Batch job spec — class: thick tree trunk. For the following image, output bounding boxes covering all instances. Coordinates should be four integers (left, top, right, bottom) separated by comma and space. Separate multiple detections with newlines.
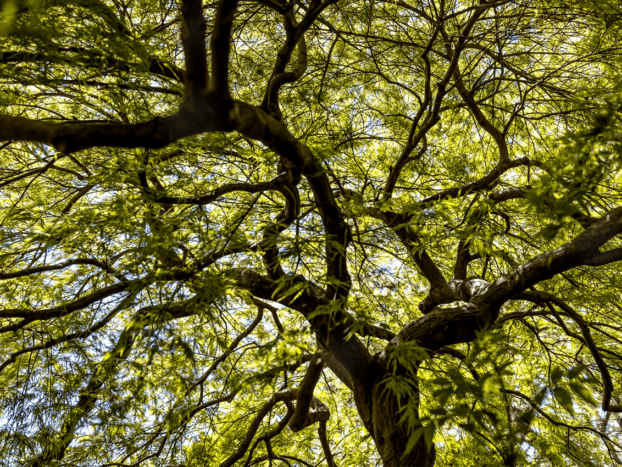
318, 327, 437, 466
370, 379, 436, 467
344, 359, 436, 467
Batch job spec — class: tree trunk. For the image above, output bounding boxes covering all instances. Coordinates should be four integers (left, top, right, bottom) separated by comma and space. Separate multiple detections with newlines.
319, 332, 436, 466
345, 359, 436, 467
370, 378, 436, 467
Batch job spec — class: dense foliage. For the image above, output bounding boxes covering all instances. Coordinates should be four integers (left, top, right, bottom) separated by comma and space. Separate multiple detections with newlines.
1, 0, 622, 465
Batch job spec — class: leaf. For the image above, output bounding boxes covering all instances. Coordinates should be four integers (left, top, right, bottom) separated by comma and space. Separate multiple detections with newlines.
402, 427, 424, 458
423, 422, 436, 451
553, 386, 575, 414
458, 422, 476, 433
176, 339, 196, 363
430, 377, 451, 386
568, 382, 597, 406
567, 365, 587, 380
551, 367, 565, 385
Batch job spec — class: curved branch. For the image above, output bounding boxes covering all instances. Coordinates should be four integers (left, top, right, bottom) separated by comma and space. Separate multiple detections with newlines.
265, 35, 308, 120
218, 389, 296, 467
0, 50, 184, 82
504, 389, 621, 443
141, 173, 291, 206
260, 175, 301, 279
288, 352, 326, 432
187, 305, 264, 397
418, 157, 540, 207
518, 291, 622, 413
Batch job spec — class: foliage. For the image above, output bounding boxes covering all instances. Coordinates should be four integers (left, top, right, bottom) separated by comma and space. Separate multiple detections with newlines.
1, 0, 622, 466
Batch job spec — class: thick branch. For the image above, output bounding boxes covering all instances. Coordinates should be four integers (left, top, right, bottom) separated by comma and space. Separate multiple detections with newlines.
288, 353, 325, 432
0, 108, 221, 154
475, 206, 622, 309
209, 0, 239, 97
181, 0, 209, 95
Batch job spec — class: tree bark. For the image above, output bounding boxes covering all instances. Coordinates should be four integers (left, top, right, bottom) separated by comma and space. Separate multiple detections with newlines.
370, 379, 436, 466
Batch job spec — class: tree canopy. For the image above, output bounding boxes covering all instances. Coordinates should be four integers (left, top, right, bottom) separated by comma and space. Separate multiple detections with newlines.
1, 0, 622, 465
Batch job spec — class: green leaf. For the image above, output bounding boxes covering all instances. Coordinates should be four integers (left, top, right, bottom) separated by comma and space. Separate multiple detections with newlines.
423, 422, 436, 451
567, 365, 587, 379
553, 386, 575, 414
402, 427, 424, 458
551, 367, 565, 385
568, 382, 597, 406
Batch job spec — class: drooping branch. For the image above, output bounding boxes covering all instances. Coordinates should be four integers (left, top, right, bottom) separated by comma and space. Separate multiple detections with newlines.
0, 281, 131, 320
0, 155, 64, 189
140, 173, 291, 206
62, 183, 95, 214
0, 291, 140, 374
417, 157, 540, 207
218, 389, 296, 467
505, 389, 622, 444
0, 50, 184, 82
517, 290, 622, 413
435, 349, 621, 447
0, 110, 220, 154
30, 296, 204, 466
187, 305, 265, 398
114, 355, 318, 466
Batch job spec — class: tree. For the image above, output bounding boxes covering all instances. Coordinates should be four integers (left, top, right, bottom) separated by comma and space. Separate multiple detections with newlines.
1, 0, 622, 465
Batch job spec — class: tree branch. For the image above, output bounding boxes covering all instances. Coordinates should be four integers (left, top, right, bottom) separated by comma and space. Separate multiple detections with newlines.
288, 352, 326, 432
209, 0, 239, 98
475, 206, 622, 309
181, 0, 209, 95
